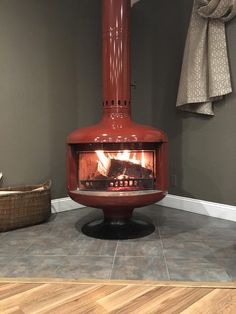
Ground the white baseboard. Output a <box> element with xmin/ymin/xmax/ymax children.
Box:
<box><xmin>51</xmin><ymin>197</ymin><xmax>85</xmax><ymax>214</ymax></box>
<box><xmin>158</xmin><ymin>194</ymin><xmax>236</xmax><ymax>222</ymax></box>
<box><xmin>51</xmin><ymin>194</ymin><xmax>236</xmax><ymax>222</ymax></box>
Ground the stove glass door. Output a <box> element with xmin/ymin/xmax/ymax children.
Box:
<box><xmin>78</xmin><ymin>149</ymin><xmax>156</xmax><ymax>191</ymax></box>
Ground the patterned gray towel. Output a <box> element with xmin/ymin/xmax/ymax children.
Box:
<box><xmin>177</xmin><ymin>0</ymin><xmax>236</xmax><ymax>115</ymax></box>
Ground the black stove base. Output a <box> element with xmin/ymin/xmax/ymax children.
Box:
<box><xmin>81</xmin><ymin>217</ymin><xmax>155</xmax><ymax>240</ymax></box>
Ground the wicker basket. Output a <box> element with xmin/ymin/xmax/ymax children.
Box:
<box><xmin>0</xmin><ymin>180</ymin><xmax>51</xmax><ymax>232</ymax></box>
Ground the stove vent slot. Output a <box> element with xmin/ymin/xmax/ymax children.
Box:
<box><xmin>103</xmin><ymin>100</ymin><xmax>130</xmax><ymax>107</ymax></box>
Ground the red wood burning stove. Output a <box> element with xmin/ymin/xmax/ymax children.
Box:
<box><xmin>67</xmin><ymin>0</ymin><xmax>168</xmax><ymax>239</ymax></box>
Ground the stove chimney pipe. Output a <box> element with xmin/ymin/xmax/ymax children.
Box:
<box><xmin>102</xmin><ymin>0</ymin><xmax>131</xmax><ymax>115</ymax></box>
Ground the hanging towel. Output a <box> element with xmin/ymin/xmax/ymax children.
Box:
<box><xmin>176</xmin><ymin>0</ymin><xmax>236</xmax><ymax>115</ymax></box>
<box><xmin>131</xmin><ymin>0</ymin><xmax>140</xmax><ymax>7</ymax></box>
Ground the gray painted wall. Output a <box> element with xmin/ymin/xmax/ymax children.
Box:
<box><xmin>0</xmin><ymin>0</ymin><xmax>78</xmax><ymax>198</ymax></box>
<box><xmin>75</xmin><ymin>0</ymin><xmax>102</xmax><ymax>128</ymax></box>
<box><xmin>132</xmin><ymin>0</ymin><xmax>236</xmax><ymax>205</ymax></box>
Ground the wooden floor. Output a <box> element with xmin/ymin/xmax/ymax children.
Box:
<box><xmin>0</xmin><ymin>279</ymin><xmax>236</xmax><ymax>313</ymax></box>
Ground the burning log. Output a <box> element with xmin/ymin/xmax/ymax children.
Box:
<box><xmin>107</xmin><ymin>159</ymin><xmax>153</xmax><ymax>179</ymax></box>
<box><xmin>81</xmin><ymin>158</ymin><xmax>154</xmax><ymax>191</ymax></box>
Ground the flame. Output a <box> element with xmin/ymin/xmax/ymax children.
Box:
<box><xmin>95</xmin><ymin>150</ymin><xmax>148</xmax><ymax>176</ymax></box>
<box><xmin>141</xmin><ymin>150</ymin><xmax>145</xmax><ymax>168</ymax></box>
<box><xmin>95</xmin><ymin>150</ymin><xmax>111</xmax><ymax>177</ymax></box>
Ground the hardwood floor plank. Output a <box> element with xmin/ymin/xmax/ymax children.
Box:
<box><xmin>3</xmin><ymin>306</ymin><xmax>24</xmax><ymax>314</ymax></box>
<box><xmin>18</xmin><ymin>284</ymin><xmax>99</xmax><ymax>314</ymax></box>
<box><xmin>98</xmin><ymin>284</ymin><xmax>159</xmax><ymax>311</ymax></box>
<box><xmin>45</xmin><ymin>285</ymin><xmax>124</xmax><ymax>314</ymax></box>
<box><xmin>0</xmin><ymin>283</ymin><xmax>19</xmax><ymax>293</ymax></box>
<box><xmin>0</xmin><ymin>284</ymin><xmax>50</xmax><ymax>313</ymax></box>
<box><xmin>151</xmin><ymin>287</ymin><xmax>213</xmax><ymax>313</ymax></box>
<box><xmin>0</xmin><ymin>283</ymin><xmax>12</xmax><ymax>288</ymax></box>
<box><xmin>0</xmin><ymin>283</ymin><xmax>43</xmax><ymax>301</ymax></box>
<box><xmin>159</xmin><ymin>288</ymin><xmax>213</xmax><ymax>314</ymax></box>
<box><xmin>0</xmin><ymin>284</ymin><xmax>94</xmax><ymax>313</ymax></box>
<box><xmin>181</xmin><ymin>289</ymin><xmax>236</xmax><ymax>314</ymax></box>
<box><xmin>105</xmin><ymin>286</ymin><xmax>175</xmax><ymax>313</ymax></box>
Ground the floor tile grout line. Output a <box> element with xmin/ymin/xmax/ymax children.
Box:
<box><xmin>17</xmin><ymin>241</ymin><xmax>37</xmax><ymax>256</ymax></box>
<box><xmin>109</xmin><ymin>241</ymin><xmax>119</xmax><ymax>280</ymax></box>
<box><xmin>4</xmin><ymin>254</ymin><xmax>167</xmax><ymax>258</ymax></box>
<box><xmin>157</xmin><ymin>225</ymin><xmax>170</xmax><ymax>281</ymax></box>
<box><xmin>6</xmin><ymin>254</ymin><xmax>236</xmax><ymax>261</ymax></box>
<box><xmin>224</xmin><ymin>269</ymin><xmax>234</xmax><ymax>282</ymax></box>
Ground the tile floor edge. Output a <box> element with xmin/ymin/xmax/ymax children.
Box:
<box><xmin>0</xmin><ymin>277</ymin><xmax>236</xmax><ymax>288</ymax></box>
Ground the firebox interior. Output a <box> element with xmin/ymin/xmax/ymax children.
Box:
<box><xmin>78</xmin><ymin>150</ymin><xmax>155</xmax><ymax>191</ymax></box>
<box><xmin>75</xmin><ymin>143</ymin><xmax>160</xmax><ymax>192</ymax></box>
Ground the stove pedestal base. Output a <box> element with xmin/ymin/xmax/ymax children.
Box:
<box><xmin>82</xmin><ymin>217</ymin><xmax>155</xmax><ymax>240</ymax></box>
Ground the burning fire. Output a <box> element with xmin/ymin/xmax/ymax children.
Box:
<box><xmin>78</xmin><ymin>149</ymin><xmax>155</xmax><ymax>190</ymax></box>
<box><xmin>96</xmin><ymin>150</ymin><xmax>111</xmax><ymax>177</ymax></box>
<box><xmin>95</xmin><ymin>150</ymin><xmax>148</xmax><ymax>177</ymax></box>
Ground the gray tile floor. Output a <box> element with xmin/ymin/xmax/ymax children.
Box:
<box><xmin>1</xmin><ymin>205</ymin><xmax>236</xmax><ymax>281</ymax></box>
